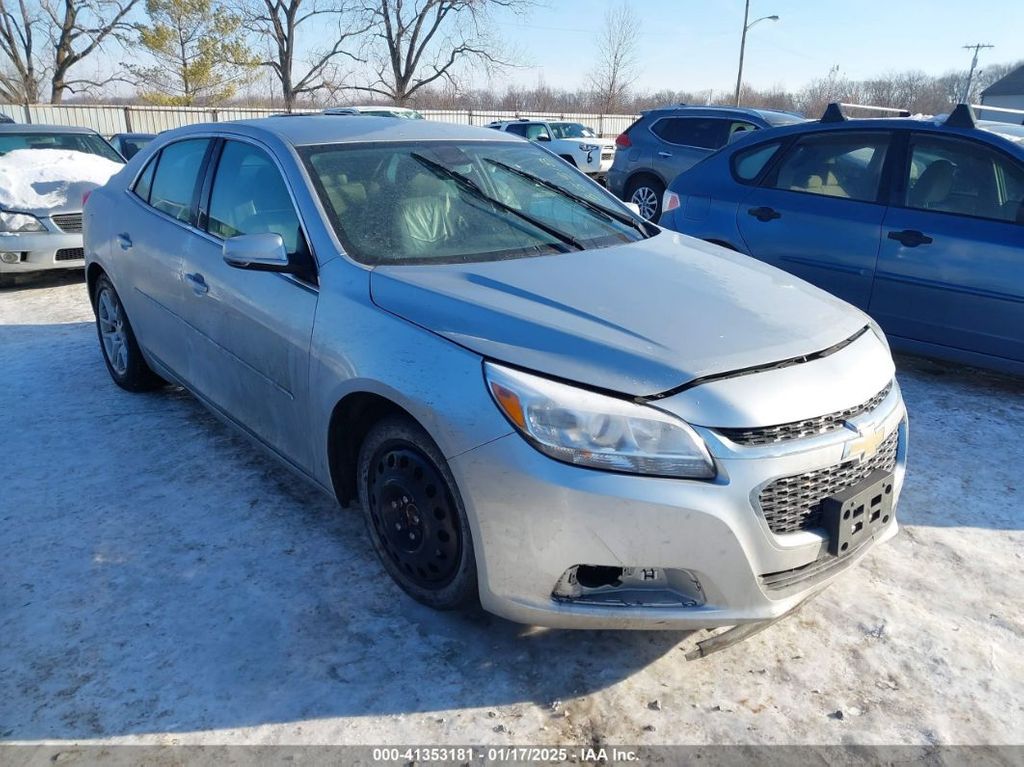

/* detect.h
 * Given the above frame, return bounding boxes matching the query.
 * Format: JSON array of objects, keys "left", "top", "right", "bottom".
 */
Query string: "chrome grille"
[
  {"left": 55, "top": 247, "right": 84, "bottom": 261},
  {"left": 758, "top": 429, "right": 899, "bottom": 535},
  {"left": 51, "top": 213, "right": 83, "bottom": 233},
  {"left": 720, "top": 383, "right": 892, "bottom": 446}
]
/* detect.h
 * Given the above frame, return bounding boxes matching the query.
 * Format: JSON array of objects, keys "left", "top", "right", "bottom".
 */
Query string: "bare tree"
[
  {"left": 0, "top": 0, "right": 41, "bottom": 102},
  {"left": 352, "top": 0, "right": 526, "bottom": 104},
  {"left": 42, "top": 0, "right": 140, "bottom": 103},
  {"left": 588, "top": 1, "right": 639, "bottom": 113},
  {"left": 247, "top": 0, "right": 369, "bottom": 110}
]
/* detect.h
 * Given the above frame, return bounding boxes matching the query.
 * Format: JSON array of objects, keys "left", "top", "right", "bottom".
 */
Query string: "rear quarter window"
[{"left": 731, "top": 141, "right": 783, "bottom": 183}]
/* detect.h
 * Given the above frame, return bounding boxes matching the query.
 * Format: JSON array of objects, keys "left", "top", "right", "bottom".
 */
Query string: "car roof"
[
  {"left": 113, "top": 132, "right": 156, "bottom": 139},
  {"left": 642, "top": 105, "right": 806, "bottom": 125},
  {"left": 163, "top": 114, "right": 523, "bottom": 147},
  {"left": 0, "top": 123, "right": 101, "bottom": 135},
  {"left": 735, "top": 114, "right": 1024, "bottom": 153}
]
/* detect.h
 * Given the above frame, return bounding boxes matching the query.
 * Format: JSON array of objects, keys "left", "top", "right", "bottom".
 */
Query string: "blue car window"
[
  {"left": 904, "top": 135, "right": 1024, "bottom": 224},
  {"left": 769, "top": 132, "right": 888, "bottom": 203},
  {"left": 732, "top": 141, "right": 782, "bottom": 183}
]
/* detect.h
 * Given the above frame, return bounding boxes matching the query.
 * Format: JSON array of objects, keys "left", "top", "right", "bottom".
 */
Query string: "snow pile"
[{"left": 0, "top": 148, "right": 122, "bottom": 211}]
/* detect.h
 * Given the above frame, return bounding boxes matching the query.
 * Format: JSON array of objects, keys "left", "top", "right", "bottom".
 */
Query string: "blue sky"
[{"left": 482, "top": 0, "right": 1023, "bottom": 94}]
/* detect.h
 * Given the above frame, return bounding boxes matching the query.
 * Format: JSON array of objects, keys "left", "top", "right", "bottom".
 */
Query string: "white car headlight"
[
  {"left": 0, "top": 212, "right": 45, "bottom": 233},
  {"left": 485, "top": 362, "right": 715, "bottom": 479}
]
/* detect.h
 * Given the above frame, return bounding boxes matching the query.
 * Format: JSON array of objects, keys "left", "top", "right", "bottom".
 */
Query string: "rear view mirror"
[{"left": 223, "top": 232, "right": 292, "bottom": 272}]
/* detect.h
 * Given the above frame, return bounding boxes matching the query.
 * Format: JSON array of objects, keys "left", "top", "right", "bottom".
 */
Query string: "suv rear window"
[{"left": 651, "top": 117, "right": 730, "bottom": 149}]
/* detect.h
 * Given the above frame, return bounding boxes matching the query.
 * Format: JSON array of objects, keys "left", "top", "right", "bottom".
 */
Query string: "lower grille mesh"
[{"left": 759, "top": 429, "right": 899, "bottom": 535}]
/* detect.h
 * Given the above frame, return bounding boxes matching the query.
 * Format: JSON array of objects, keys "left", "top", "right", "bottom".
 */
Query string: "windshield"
[
  {"left": 300, "top": 140, "right": 644, "bottom": 265},
  {"left": 0, "top": 131, "right": 124, "bottom": 162},
  {"left": 549, "top": 122, "right": 596, "bottom": 139}
]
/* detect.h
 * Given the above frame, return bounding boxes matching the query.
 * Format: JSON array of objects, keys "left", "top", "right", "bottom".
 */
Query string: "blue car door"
[
  {"left": 736, "top": 130, "right": 892, "bottom": 309},
  {"left": 869, "top": 132, "right": 1024, "bottom": 364}
]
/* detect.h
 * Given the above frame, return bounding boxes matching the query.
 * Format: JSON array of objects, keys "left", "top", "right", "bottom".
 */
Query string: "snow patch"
[{"left": 0, "top": 149, "right": 122, "bottom": 211}]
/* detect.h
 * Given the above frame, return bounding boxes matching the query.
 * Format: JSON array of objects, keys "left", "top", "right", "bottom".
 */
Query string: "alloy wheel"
[
  {"left": 630, "top": 186, "right": 660, "bottom": 220},
  {"left": 97, "top": 287, "right": 128, "bottom": 376}
]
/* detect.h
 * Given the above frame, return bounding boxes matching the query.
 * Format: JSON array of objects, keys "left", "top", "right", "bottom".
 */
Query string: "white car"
[
  {"left": 323, "top": 105, "right": 424, "bottom": 119},
  {"left": 487, "top": 120, "right": 616, "bottom": 178}
]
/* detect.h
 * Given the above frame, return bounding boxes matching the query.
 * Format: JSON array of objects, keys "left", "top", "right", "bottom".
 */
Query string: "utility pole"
[
  {"left": 961, "top": 43, "right": 994, "bottom": 103},
  {"left": 734, "top": 0, "right": 779, "bottom": 106}
]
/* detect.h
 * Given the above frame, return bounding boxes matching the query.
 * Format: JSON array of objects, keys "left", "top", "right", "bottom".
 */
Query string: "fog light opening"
[
  {"left": 552, "top": 564, "right": 706, "bottom": 608},
  {"left": 575, "top": 565, "right": 623, "bottom": 589},
  {"left": 1, "top": 251, "right": 23, "bottom": 265}
]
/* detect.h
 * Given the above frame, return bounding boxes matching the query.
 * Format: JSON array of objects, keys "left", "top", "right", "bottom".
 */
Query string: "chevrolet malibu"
[{"left": 84, "top": 117, "right": 907, "bottom": 635}]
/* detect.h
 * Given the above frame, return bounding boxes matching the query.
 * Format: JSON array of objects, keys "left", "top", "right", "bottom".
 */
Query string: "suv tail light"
[
  {"left": 82, "top": 190, "right": 92, "bottom": 207},
  {"left": 663, "top": 191, "right": 681, "bottom": 214},
  {"left": 615, "top": 133, "right": 632, "bottom": 149}
]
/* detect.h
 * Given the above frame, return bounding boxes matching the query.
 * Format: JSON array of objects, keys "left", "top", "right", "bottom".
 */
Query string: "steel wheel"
[
  {"left": 97, "top": 286, "right": 128, "bottom": 376},
  {"left": 367, "top": 443, "right": 462, "bottom": 589}
]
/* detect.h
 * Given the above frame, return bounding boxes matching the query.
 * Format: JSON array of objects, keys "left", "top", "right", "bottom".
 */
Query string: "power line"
[{"left": 961, "top": 43, "right": 994, "bottom": 102}]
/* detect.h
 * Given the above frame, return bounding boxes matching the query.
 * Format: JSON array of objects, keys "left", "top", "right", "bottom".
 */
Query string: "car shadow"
[
  {"left": 0, "top": 269, "right": 85, "bottom": 292},
  {"left": 0, "top": 320, "right": 689, "bottom": 741}
]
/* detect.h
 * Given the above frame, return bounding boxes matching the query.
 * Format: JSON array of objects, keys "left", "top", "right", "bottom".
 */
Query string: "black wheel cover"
[{"left": 367, "top": 443, "right": 462, "bottom": 589}]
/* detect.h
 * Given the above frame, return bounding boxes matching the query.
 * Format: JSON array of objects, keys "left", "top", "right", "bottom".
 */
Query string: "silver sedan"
[{"left": 83, "top": 116, "right": 907, "bottom": 634}]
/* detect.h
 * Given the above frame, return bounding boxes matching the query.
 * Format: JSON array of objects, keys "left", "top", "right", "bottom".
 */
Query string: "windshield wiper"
[
  {"left": 483, "top": 157, "right": 654, "bottom": 238},
  {"left": 409, "top": 153, "right": 584, "bottom": 252}
]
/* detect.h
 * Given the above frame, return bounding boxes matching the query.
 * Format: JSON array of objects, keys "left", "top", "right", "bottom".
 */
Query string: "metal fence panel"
[{"left": 1, "top": 104, "right": 639, "bottom": 137}]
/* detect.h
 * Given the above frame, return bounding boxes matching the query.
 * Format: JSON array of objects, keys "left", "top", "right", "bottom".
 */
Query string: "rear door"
[
  {"left": 736, "top": 130, "right": 892, "bottom": 309},
  {"left": 177, "top": 138, "right": 319, "bottom": 469},
  {"left": 648, "top": 117, "right": 735, "bottom": 181},
  {"left": 119, "top": 138, "right": 213, "bottom": 382},
  {"left": 869, "top": 132, "right": 1024, "bottom": 362}
]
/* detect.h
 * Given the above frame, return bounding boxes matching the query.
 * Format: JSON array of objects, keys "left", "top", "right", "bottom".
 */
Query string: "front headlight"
[
  {"left": 0, "top": 212, "right": 45, "bottom": 233},
  {"left": 484, "top": 362, "right": 715, "bottom": 479}
]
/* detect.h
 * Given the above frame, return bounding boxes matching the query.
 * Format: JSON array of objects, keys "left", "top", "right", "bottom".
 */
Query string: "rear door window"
[
  {"left": 651, "top": 117, "right": 730, "bottom": 149},
  {"left": 903, "top": 134, "right": 1024, "bottom": 223},
  {"left": 767, "top": 132, "right": 889, "bottom": 203},
  {"left": 147, "top": 139, "right": 211, "bottom": 225}
]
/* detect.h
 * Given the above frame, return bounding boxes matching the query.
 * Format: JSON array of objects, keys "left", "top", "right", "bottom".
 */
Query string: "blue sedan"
[{"left": 660, "top": 105, "right": 1024, "bottom": 375}]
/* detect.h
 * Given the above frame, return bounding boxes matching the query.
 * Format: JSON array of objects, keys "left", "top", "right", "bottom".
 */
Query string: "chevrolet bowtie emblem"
[{"left": 843, "top": 423, "right": 886, "bottom": 462}]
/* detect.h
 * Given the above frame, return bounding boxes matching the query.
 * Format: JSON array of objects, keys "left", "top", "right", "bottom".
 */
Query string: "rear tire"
[
  {"left": 92, "top": 274, "right": 165, "bottom": 392},
  {"left": 625, "top": 175, "right": 665, "bottom": 222},
  {"left": 357, "top": 415, "right": 478, "bottom": 610}
]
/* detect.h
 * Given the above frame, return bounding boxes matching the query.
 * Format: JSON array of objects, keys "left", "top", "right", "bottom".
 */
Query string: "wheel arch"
[
  {"left": 85, "top": 262, "right": 107, "bottom": 308},
  {"left": 327, "top": 391, "right": 425, "bottom": 507}
]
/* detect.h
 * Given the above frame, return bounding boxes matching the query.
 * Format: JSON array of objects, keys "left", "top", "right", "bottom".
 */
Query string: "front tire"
[
  {"left": 92, "top": 274, "right": 164, "bottom": 392},
  {"left": 625, "top": 175, "right": 665, "bottom": 222},
  {"left": 357, "top": 415, "right": 478, "bottom": 610}
]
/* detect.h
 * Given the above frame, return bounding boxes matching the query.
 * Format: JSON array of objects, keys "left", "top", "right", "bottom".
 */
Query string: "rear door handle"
[
  {"left": 116, "top": 233, "right": 132, "bottom": 250},
  {"left": 657, "top": 151, "right": 674, "bottom": 158},
  {"left": 748, "top": 206, "right": 781, "bottom": 222},
  {"left": 185, "top": 272, "right": 208, "bottom": 295},
  {"left": 887, "top": 229, "right": 933, "bottom": 247}
]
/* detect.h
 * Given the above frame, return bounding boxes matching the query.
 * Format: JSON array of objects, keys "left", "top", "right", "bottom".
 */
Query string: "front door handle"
[
  {"left": 185, "top": 272, "right": 208, "bottom": 295},
  {"left": 116, "top": 233, "right": 132, "bottom": 250},
  {"left": 748, "top": 206, "right": 781, "bottom": 222},
  {"left": 887, "top": 229, "right": 933, "bottom": 247},
  {"left": 657, "top": 150, "right": 674, "bottom": 158}
]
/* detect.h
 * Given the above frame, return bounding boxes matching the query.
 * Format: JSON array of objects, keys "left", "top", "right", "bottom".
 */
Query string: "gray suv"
[{"left": 607, "top": 106, "right": 805, "bottom": 220}]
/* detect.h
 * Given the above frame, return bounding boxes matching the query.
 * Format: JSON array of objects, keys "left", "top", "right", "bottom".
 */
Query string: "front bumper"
[
  {"left": 450, "top": 383, "right": 907, "bottom": 630},
  {"left": 0, "top": 229, "right": 84, "bottom": 273}
]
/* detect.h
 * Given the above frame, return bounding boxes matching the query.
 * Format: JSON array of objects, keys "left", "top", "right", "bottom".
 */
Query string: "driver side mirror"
[
  {"left": 624, "top": 202, "right": 641, "bottom": 216},
  {"left": 223, "top": 232, "right": 293, "bottom": 272},
  {"left": 535, "top": 134, "right": 551, "bottom": 142}
]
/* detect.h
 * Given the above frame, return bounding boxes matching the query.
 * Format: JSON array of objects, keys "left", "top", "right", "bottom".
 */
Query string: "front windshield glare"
[{"left": 300, "top": 141, "right": 643, "bottom": 265}]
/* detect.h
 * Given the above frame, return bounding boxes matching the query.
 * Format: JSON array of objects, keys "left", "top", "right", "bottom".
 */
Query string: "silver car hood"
[{"left": 370, "top": 231, "right": 869, "bottom": 397}]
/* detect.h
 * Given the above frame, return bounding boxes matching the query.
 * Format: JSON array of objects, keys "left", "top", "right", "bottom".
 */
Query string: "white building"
[{"left": 979, "top": 64, "right": 1024, "bottom": 124}]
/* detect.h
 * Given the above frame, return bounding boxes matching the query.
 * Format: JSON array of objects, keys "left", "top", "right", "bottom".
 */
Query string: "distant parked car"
[
  {"left": 487, "top": 119, "right": 616, "bottom": 179},
  {"left": 0, "top": 124, "right": 124, "bottom": 279},
  {"left": 0, "top": 113, "right": 13, "bottom": 124},
  {"left": 323, "top": 105, "right": 424, "bottom": 119},
  {"left": 607, "top": 105, "right": 806, "bottom": 220},
  {"left": 660, "top": 104, "right": 1024, "bottom": 375},
  {"left": 110, "top": 132, "right": 156, "bottom": 160}
]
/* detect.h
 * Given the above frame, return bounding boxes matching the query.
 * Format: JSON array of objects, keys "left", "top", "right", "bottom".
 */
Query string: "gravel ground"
[{"left": 1, "top": 272, "right": 1022, "bottom": 747}]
